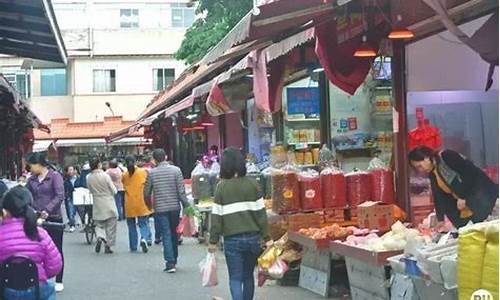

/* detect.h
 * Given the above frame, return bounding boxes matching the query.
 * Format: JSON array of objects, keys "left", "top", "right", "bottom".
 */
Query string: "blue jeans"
[
  {"left": 114, "top": 191, "right": 125, "bottom": 220},
  {"left": 3, "top": 281, "right": 55, "bottom": 300},
  {"left": 64, "top": 197, "right": 76, "bottom": 227},
  {"left": 156, "top": 211, "right": 180, "bottom": 264},
  {"left": 126, "top": 216, "right": 151, "bottom": 251},
  {"left": 224, "top": 233, "right": 261, "bottom": 300},
  {"left": 147, "top": 214, "right": 162, "bottom": 243}
]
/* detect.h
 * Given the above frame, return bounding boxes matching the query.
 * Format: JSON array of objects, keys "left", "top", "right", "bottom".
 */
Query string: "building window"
[
  {"left": 120, "top": 8, "right": 139, "bottom": 28},
  {"left": 93, "top": 69, "right": 116, "bottom": 93},
  {"left": 4, "top": 72, "right": 31, "bottom": 99},
  {"left": 41, "top": 68, "right": 67, "bottom": 96},
  {"left": 171, "top": 3, "right": 195, "bottom": 28},
  {"left": 153, "top": 68, "right": 175, "bottom": 91}
]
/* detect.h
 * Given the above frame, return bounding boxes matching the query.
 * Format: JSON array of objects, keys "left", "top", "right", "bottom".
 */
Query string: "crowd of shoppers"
[{"left": 0, "top": 147, "right": 273, "bottom": 300}]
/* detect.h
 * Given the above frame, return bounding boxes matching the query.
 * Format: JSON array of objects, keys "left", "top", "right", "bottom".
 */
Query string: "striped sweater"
[
  {"left": 209, "top": 177, "right": 269, "bottom": 244},
  {"left": 144, "top": 162, "right": 189, "bottom": 213}
]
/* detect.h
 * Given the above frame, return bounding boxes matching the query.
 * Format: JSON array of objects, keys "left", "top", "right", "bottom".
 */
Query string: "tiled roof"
[{"left": 34, "top": 116, "right": 143, "bottom": 140}]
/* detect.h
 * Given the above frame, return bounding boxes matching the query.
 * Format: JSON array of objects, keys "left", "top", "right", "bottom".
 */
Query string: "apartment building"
[{"left": 0, "top": 0, "right": 194, "bottom": 164}]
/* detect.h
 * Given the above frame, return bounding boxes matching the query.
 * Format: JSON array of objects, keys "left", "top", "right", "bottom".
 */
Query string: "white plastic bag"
[
  {"left": 199, "top": 253, "right": 218, "bottom": 287},
  {"left": 267, "top": 258, "right": 289, "bottom": 279}
]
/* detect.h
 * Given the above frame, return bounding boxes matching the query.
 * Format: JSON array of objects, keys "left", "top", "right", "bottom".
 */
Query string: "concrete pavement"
[{"left": 57, "top": 221, "right": 327, "bottom": 300}]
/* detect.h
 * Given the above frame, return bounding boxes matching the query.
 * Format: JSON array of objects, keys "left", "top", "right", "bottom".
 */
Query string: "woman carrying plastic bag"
[
  {"left": 199, "top": 252, "right": 218, "bottom": 287},
  {"left": 208, "top": 147, "right": 270, "bottom": 300}
]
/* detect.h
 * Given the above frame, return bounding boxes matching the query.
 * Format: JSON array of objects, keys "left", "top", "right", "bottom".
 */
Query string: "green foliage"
[{"left": 175, "top": 0, "right": 253, "bottom": 65}]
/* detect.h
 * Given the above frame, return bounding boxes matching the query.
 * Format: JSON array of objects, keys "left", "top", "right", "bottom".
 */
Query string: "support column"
[{"left": 392, "top": 40, "right": 411, "bottom": 216}]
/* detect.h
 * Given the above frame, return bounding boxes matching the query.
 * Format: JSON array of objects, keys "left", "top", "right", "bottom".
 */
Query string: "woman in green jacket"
[{"left": 208, "top": 147, "right": 269, "bottom": 300}]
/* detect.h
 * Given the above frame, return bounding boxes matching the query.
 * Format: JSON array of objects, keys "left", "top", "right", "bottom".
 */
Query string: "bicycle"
[{"left": 78, "top": 205, "right": 96, "bottom": 245}]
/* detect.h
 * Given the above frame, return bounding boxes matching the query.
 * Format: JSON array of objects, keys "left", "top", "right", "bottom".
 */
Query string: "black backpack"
[{"left": 0, "top": 255, "right": 40, "bottom": 300}]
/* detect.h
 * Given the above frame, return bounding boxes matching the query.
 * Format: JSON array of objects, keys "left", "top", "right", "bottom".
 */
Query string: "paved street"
[{"left": 58, "top": 221, "right": 326, "bottom": 300}]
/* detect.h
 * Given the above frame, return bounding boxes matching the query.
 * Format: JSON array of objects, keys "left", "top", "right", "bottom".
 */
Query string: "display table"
[
  {"left": 288, "top": 232, "right": 351, "bottom": 298},
  {"left": 387, "top": 254, "right": 458, "bottom": 300},
  {"left": 330, "top": 242, "right": 403, "bottom": 300}
]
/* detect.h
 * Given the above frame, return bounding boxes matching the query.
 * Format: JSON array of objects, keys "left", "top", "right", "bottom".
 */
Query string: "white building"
[{"left": 1, "top": 0, "right": 193, "bottom": 123}]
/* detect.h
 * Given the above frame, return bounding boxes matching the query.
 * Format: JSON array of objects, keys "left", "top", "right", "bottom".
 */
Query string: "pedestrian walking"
[
  {"left": 87, "top": 157, "right": 118, "bottom": 254},
  {"left": 107, "top": 159, "right": 125, "bottom": 221},
  {"left": 0, "top": 186, "right": 63, "bottom": 300},
  {"left": 63, "top": 166, "right": 78, "bottom": 232},
  {"left": 76, "top": 162, "right": 92, "bottom": 226},
  {"left": 208, "top": 147, "right": 270, "bottom": 300},
  {"left": 122, "top": 155, "right": 153, "bottom": 253},
  {"left": 144, "top": 149, "right": 190, "bottom": 273},
  {"left": 26, "top": 152, "right": 66, "bottom": 293}
]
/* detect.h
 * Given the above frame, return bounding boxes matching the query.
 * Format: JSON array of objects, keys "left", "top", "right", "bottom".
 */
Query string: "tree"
[{"left": 175, "top": 0, "right": 253, "bottom": 65}]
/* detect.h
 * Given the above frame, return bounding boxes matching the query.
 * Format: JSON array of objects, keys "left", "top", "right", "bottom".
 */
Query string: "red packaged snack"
[
  {"left": 320, "top": 167, "right": 347, "bottom": 208},
  {"left": 346, "top": 171, "right": 372, "bottom": 207},
  {"left": 299, "top": 171, "right": 323, "bottom": 211},
  {"left": 272, "top": 170, "right": 300, "bottom": 214},
  {"left": 369, "top": 168, "right": 395, "bottom": 204}
]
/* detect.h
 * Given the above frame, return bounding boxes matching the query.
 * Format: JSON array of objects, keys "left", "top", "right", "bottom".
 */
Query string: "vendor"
[{"left": 409, "top": 146, "right": 498, "bottom": 228}]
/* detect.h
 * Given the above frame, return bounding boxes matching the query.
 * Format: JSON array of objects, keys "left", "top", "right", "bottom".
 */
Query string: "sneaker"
[
  {"left": 105, "top": 246, "right": 114, "bottom": 254},
  {"left": 69, "top": 226, "right": 76, "bottom": 233},
  {"left": 147, "top": 241, "right": 153, "bottom": 247},
  {"left": 163, "top": 263, "right": 176, "bottom": 273},
  {"left": 55, "top": 283, "right": 64, "bottom": 293},
  {"left": 154, "top": 239, "right": 162, "bottom": 245},
  {"left": 95, "top": 238, "right": 104, "bottom": 253},
  {"left": 140, "top": 239, "right": 149, "bottom": 253}
]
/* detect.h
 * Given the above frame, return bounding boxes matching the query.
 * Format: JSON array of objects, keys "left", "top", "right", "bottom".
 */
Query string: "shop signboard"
[{"left": 287, "top": 87, "right": 320, "bottom": 116}]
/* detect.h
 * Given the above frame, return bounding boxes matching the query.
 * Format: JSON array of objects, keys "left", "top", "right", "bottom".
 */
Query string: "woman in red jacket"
[{"left": 0, "top": 186, "right": 62, "bottom": 300}]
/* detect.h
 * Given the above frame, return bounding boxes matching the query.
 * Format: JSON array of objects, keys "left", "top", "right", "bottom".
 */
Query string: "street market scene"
[{"left": 0, "top": 0, "right": 498, "bottom": 299}]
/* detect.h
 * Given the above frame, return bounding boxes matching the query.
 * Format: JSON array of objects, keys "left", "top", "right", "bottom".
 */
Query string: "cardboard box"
[
  {"left": 287, "top": 212, "right": 324, "bottom": 232},
  {"left": 357, "top": 201, "right": 394, "bottom": 232}
]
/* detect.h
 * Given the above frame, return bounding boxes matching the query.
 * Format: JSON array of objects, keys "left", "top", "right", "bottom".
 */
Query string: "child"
[{"left": 0, "top": 186, "right": 62, "bottom": 300}]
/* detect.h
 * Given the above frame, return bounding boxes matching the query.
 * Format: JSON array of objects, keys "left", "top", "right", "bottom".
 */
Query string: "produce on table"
[
  {"left": 298, "top": 223, "right": 353, "bottom": 240},
  {"left": 338, "top": 221, "right": 430, "bottom": 252}
]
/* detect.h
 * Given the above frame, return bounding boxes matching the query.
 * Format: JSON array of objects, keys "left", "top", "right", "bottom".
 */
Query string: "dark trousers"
[
  {"left": 154, "top": 213, "right": 162, "bottom": 242},
  {"left": 156, "top": 210, "right": 180, "bottom": 264},
  {"left": 45, "top": 217, "right": 64, "bottom": 283}
]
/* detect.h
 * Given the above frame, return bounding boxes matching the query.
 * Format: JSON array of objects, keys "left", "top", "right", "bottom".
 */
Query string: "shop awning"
[
  {"left": 55, "top": 138, "right": 106, "bottom": 147},
  {"left": 200, "top": 0, "right": 336, "bottom": 65},
  {"left": 109, "top": 137, "right": 152, "bottom": 146},
  {"left": 108, "top": 94, "right": 195, "bottom": 143},
  {"left": 32, "top": 140, "right": 53, "bottom": 152},
  {"left": 0, "top": 0, "right": 67, "bottom": 64}
]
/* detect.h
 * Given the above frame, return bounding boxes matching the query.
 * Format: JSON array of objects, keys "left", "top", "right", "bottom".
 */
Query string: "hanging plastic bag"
[
  {"left": 267, "top": 258, "right": 289, "bottom": 279},
  {"left": 178, "top": 215, "right": 198, "bottom": 237},
  {"left": 257, "top": 246, "right": 283, "bottom": 269},
  {"left": 176, "top": 215, "right": 188, "bottom": 235},
  {"left": 199, "top": 253, "right": 218, "bottom": 287}
]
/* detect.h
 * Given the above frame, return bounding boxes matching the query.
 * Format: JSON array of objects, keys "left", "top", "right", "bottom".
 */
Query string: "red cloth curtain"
[
  {"left": 314, "top": 19, "right": 387, "bottom": 95},
  {"left": 249, "top": 49, "right": 287, "bottom": 113}
]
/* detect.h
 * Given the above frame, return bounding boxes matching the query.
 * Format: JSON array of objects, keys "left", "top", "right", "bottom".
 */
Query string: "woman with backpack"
[{"left": 0, "top": 186, "right": 62, "bottom": 300}]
